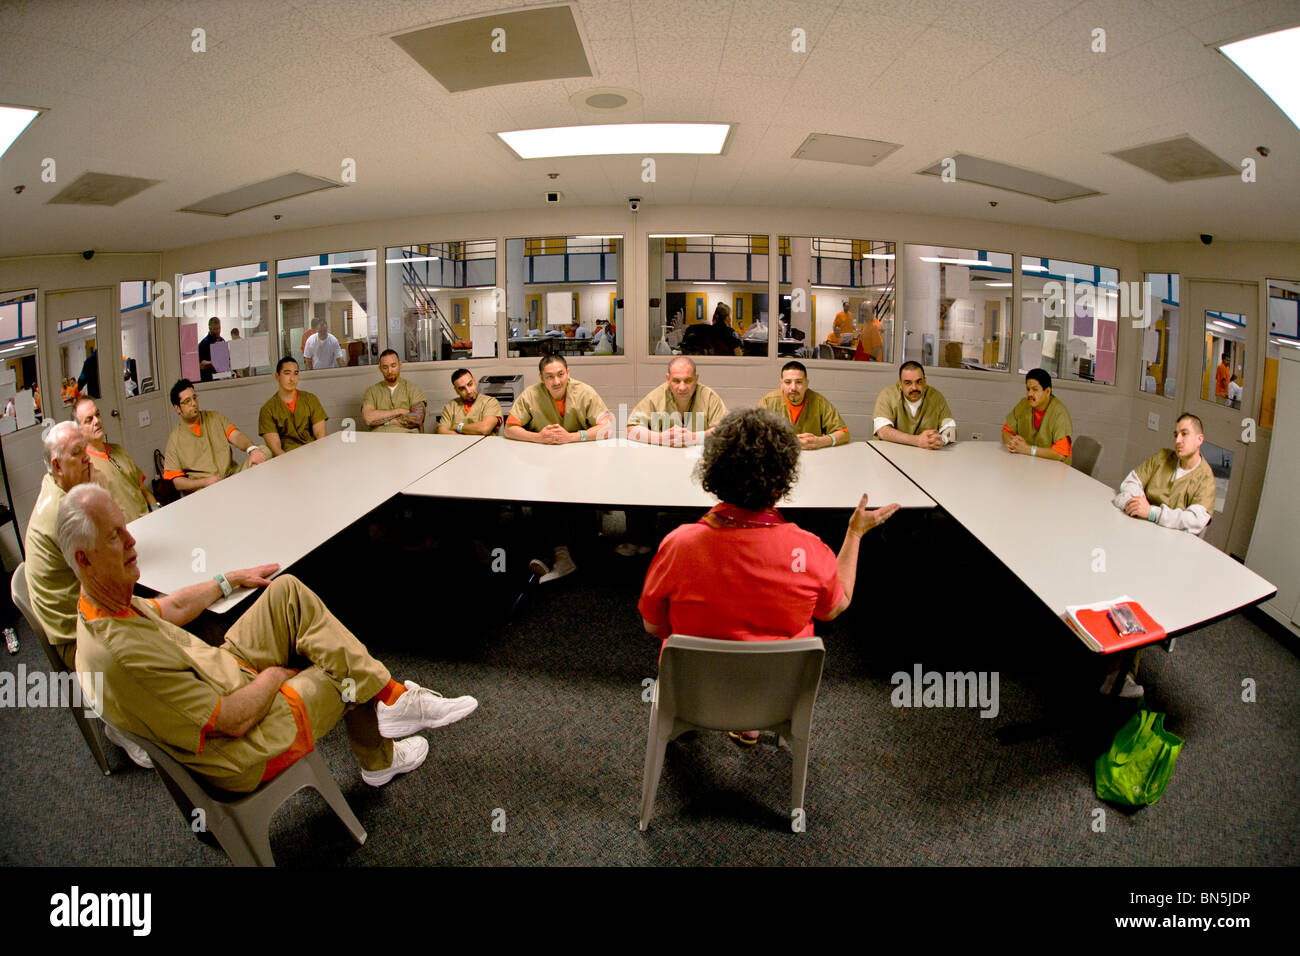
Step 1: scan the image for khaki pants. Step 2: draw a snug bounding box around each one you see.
[221,575,393,773]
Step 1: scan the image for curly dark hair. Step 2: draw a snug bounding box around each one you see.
[695,408,800,511]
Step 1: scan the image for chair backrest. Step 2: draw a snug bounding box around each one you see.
[816,343,833,360]
[1071,435,1102,476]
[658,635,825,730]
[10,563,69,674]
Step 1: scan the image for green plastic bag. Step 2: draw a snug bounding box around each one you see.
[1094,710,1184,806]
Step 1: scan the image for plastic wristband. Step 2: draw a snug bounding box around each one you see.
[213,573,233,597]
[457,422,465,433]
[830,433,837,447]
[580,429,587,442]
[1148,509,1159,523]
[1031,446,1037,457]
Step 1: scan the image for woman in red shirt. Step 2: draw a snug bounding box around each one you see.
[638,408,898,743]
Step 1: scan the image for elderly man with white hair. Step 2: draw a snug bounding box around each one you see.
[56,484,479,792]
[23,421,95,671]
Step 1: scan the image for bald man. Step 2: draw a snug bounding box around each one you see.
[75,397,159,522]
[626,356,728,446]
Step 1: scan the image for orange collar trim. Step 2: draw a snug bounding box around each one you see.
[78,592,139,621]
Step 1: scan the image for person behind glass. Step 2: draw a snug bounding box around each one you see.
[638,408,899,745]
[197,316,224,382]
[1226,374,1242,409]
[1001,368,1072,464]
[828,299,855,345]
[303,318,344,370]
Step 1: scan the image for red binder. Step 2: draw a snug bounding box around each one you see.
[1065,597,1166,654]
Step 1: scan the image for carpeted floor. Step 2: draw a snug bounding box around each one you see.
[2,501,1296,867]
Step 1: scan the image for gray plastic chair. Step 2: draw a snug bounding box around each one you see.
[638,635,825,831]
[114,726,367,867]
[10,563,111,775]
[1072,435,1102,476]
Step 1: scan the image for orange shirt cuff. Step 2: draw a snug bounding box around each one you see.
[1001,424,1016,435]
[505,414,523,428]
[162,469,184,480]
[1052,437,1072,457]
[225,424,237,439]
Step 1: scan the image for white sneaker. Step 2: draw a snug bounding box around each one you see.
[539,547,577,584]
[103,722,153,769]
[529,557,550,577]
[361,735,428,787]
[377,680,478,738]
[1099,672,1145,699]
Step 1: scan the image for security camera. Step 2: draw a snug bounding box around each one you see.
[13,184,24,195]
[628,197,641,213]
[1200,234,1213,246]
[1256,145,1270,157]
[82,249,94,260]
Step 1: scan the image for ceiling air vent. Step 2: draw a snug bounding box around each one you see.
[46,171,159,206]
[1108,135,1239,183]
[392,5,592,93]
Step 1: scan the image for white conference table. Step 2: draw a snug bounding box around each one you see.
[401,437,936,511]
[867,440,1276,638]
[129,432,483,611]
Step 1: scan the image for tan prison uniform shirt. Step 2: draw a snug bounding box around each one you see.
[162,410,241,482]
[75,594,300,793]
[364,378,429,434]
[88,443,150,524]
[1004,396,1073,462]
[508,379,609,432]
[873,385,954,435]
[258,389,327,452]
[628,382,728,433]
[23,474,78,668]
[438,392,502,434]
[1136,449,1216,513]
[758,388,846,437]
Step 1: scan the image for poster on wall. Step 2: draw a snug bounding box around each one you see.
[180,322,200,380]
[1072,305,1094,338]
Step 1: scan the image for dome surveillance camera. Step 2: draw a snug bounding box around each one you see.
[82,249,94,260]
[1200,234,1213,245]
[628,197,641,212]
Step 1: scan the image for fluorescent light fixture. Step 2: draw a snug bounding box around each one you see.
[920,257,987,266]
[385,255,439,264]
[1021,262,1047,272]
[0,105,43,158]
[293,285,310,290]
[309,261,373,271]
[422,287,442,292]
[1270,337,1300,348]
[984,282,1013,288]
[862,253,896,260]
[650,234,715,239]
[589,282,617,286]
[1212,319,1242,330]
[572,235,622,241]
[498,123,730,159]
[1219,26,1300,130]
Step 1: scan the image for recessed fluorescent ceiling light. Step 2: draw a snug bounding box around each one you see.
[499,124,730,159]
[385,255,440,263]
[650,234,715,238]
[919,153,1100,202]
[985,282,1013,288]
[310,261,372,270]
[862,253,895,260]
[0,104,43,158]
[1219,26,1300,130]
[792,133,902,167]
